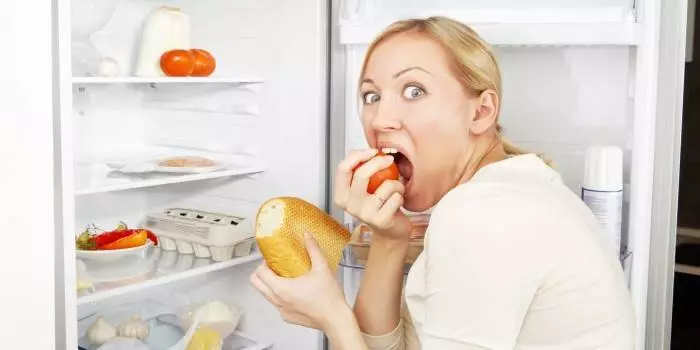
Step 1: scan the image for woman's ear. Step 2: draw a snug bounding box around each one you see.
[469,89,499,135]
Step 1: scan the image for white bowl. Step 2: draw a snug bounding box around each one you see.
[76,242,152,262]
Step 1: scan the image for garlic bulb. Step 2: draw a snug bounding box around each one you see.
[116,315,149,340]
[96,57,120,77]
[86,317,117,346]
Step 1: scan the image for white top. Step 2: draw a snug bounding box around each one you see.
[362,154,636,350]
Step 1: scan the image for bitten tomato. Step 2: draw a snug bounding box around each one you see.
[190,49,216,77]
[160,49,195,77]
[352,152,400,194]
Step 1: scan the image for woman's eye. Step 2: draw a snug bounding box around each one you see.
[403,85,425,100]
[363,92,380,105]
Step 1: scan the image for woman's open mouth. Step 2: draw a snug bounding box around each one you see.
[381,147,414,188]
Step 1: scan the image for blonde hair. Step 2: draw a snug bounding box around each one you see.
[358,16,550,164]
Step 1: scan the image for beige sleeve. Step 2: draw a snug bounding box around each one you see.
[361,300,420,350]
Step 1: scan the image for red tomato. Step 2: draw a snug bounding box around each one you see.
[190,49,216,77]
[160,49,195,77]
[353,152,400,194]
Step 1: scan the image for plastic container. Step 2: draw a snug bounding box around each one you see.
[177,298,243,340]
[144,208,255,262]
[582,145,624,256]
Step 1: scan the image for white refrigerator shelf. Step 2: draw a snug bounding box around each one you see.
[74,162,265,195]
[77,304,273,350]
[340,22,641,46]
[76,248,262,306]
[72,76,264,85]
[338,7,641,46]
[340,245,635,284]
[78,329,271,350]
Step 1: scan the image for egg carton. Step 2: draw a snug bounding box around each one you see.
[144,208,256,262]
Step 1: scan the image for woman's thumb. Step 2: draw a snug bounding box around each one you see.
[304,232,327,269]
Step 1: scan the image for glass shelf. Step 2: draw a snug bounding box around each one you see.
[339,246,413,276]
[77,246,262,306]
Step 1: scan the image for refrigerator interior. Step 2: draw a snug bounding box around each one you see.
[60,0,329,349]
[333,1,656,349]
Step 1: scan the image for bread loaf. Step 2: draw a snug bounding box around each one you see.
[255,196,351,277]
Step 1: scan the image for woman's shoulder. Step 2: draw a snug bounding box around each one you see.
[427,156,598,241]
[428,181,535,235]
[432,154,583,219]
[420,180,557,279]
[431,175,564,221]
[431,181,504,216]
[425,154,605,259]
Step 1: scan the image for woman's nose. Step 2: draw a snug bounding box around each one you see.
[371,101,402,131]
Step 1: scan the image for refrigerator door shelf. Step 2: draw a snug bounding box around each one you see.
[340,246,412,276]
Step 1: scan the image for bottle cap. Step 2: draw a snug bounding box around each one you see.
[583,145,623,191]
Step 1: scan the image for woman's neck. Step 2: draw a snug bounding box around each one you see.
[456,135,507,185]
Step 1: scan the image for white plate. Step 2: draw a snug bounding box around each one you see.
[106,160,227,174]
[76,242,153,262]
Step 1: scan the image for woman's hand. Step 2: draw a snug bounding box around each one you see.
[334,148,412,242]
[249,232,350,331]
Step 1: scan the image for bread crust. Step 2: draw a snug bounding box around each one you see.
[255,197,351,277]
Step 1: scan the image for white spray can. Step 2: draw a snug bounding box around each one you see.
[582,145,624,256]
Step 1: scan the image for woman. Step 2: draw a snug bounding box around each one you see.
[250,16,635,349]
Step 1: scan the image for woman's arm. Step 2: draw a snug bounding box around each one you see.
[354,236,409,335]
[324,304,370,350]
[330,148,414,347]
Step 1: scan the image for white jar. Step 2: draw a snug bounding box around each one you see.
[133,6,192,77]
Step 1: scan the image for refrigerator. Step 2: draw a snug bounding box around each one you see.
[0,0,688,349]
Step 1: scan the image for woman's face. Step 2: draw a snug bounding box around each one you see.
[359,32,498,212]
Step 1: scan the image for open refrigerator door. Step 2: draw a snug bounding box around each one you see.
[55,0,331,349]
[329,1,660,349]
